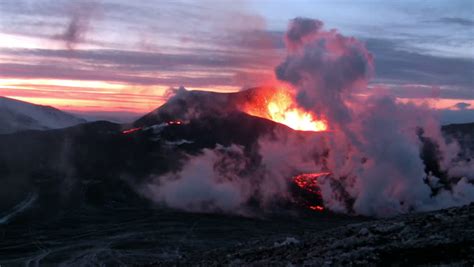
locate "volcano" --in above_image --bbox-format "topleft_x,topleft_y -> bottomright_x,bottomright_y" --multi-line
134,86 -> 327,132
1,86 -> 472,221
0,87 -> 329,223
0,87 -> 473,265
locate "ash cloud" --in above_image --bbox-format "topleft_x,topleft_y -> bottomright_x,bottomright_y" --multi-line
439,17 -> 474,26
276,18 -> 474,216
61,14 -> 88,50
143,146 -> 251,214
58,1 -> 99,50
142,131 -> 326,215
453,102 -> 471,110
142,144 -> 291,215
276,18 -> 373,124
141,18 -> 474,217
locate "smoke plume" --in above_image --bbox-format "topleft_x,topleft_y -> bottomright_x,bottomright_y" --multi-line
142,18 -> 474,217
142,144 -> 290,215
59,1 -> 99,50
275,18 -> 474,216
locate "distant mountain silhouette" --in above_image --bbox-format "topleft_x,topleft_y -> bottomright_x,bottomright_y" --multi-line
0,96 -> 86,134
0,88 -> 472,224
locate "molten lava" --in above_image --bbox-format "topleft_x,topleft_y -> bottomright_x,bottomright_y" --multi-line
293,172 -> 330,211
309,205 -> 324,211
242,87 -> 327,131
167,120 -> 182,125
293,172 -> 330,194
122,127 -> 142,135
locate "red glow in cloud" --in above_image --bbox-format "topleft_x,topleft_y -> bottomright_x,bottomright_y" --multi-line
130,17 -> 474,217
273,18 -> 474,216
241,86 -> 328,131
277,18 -> 374,125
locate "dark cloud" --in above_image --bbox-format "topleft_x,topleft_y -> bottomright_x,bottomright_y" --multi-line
3,48 -> 251,69
1,1 -> 472,103
365,38 -> 474,88
0,35 -> 472,100
276,18 -> 373,122
454,102 -> 471,110
0,45 -> 282,90
441,109 -> 474,124
1,0 -> 275,52
223,30 -> 285,51
438,17 -> 474,26
0,62 -> 233,87
1,35 -> 473,100
60,10 -> 92,50
285,18 -> 323,49
271,18 -> 474,216
385,85 -> 474,100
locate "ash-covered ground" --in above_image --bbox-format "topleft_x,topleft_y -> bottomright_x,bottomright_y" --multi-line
0,86 -> 473,265
0,207 -> 367,265
179,203 -> 474,266
1,200 -> 473,265
0,84 -> 472,266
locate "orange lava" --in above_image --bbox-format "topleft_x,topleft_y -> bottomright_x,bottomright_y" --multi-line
293,172 -> 331,194
293,172 -> 330,211
309,205 -> 324,211
122,127 -> 142,134
242,87 -> 327,132
167,120 -> 183,125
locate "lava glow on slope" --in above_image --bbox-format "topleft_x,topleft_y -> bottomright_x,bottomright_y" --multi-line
293,172 -> 331,194
242,87 -> 327,132
293,172 -> 331,211
122,127 -> 142,135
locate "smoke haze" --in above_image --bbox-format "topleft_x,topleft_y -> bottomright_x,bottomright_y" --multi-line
141,18 -> 474,217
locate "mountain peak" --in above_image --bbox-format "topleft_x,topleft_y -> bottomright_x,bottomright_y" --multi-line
0,96 -> 86,134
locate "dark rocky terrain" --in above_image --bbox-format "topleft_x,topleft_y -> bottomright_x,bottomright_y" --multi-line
0,88 -> 472,265
0,96 -> 86,134
181,203 -> 474,266
0,88 -> 310,219
0,207 -> 366,265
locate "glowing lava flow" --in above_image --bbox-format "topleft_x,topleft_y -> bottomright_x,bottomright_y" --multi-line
242,87 -> 327,132
122,127 -> 142,135
293,172 -> 331,211
167,120 -> 183,125
293,172 -> 331,194
309,205 -> 324,211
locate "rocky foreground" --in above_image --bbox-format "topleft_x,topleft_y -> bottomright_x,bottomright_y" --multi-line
168,204 -> 474,266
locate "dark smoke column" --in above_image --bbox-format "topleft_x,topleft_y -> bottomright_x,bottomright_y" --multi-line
276,17 -> 374,125
274,18 -> 474,216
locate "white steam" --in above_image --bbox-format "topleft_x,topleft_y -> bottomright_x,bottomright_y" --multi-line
142,133 -> 324,215
275,18 -> 474,216
142,18 -> 474,217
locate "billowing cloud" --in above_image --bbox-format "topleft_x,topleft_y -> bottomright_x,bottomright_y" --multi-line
274,18 -> 474,216
139,18 -> 474,217
453,102 -> 471,110
439,17 -> 474,26
0,1 -> 472,123
276,17 -> 374,123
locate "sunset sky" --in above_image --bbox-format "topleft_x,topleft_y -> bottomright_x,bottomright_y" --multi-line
1,0 -> 473,122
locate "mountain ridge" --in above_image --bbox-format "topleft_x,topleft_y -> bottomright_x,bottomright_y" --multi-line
0,96 -> 86,134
